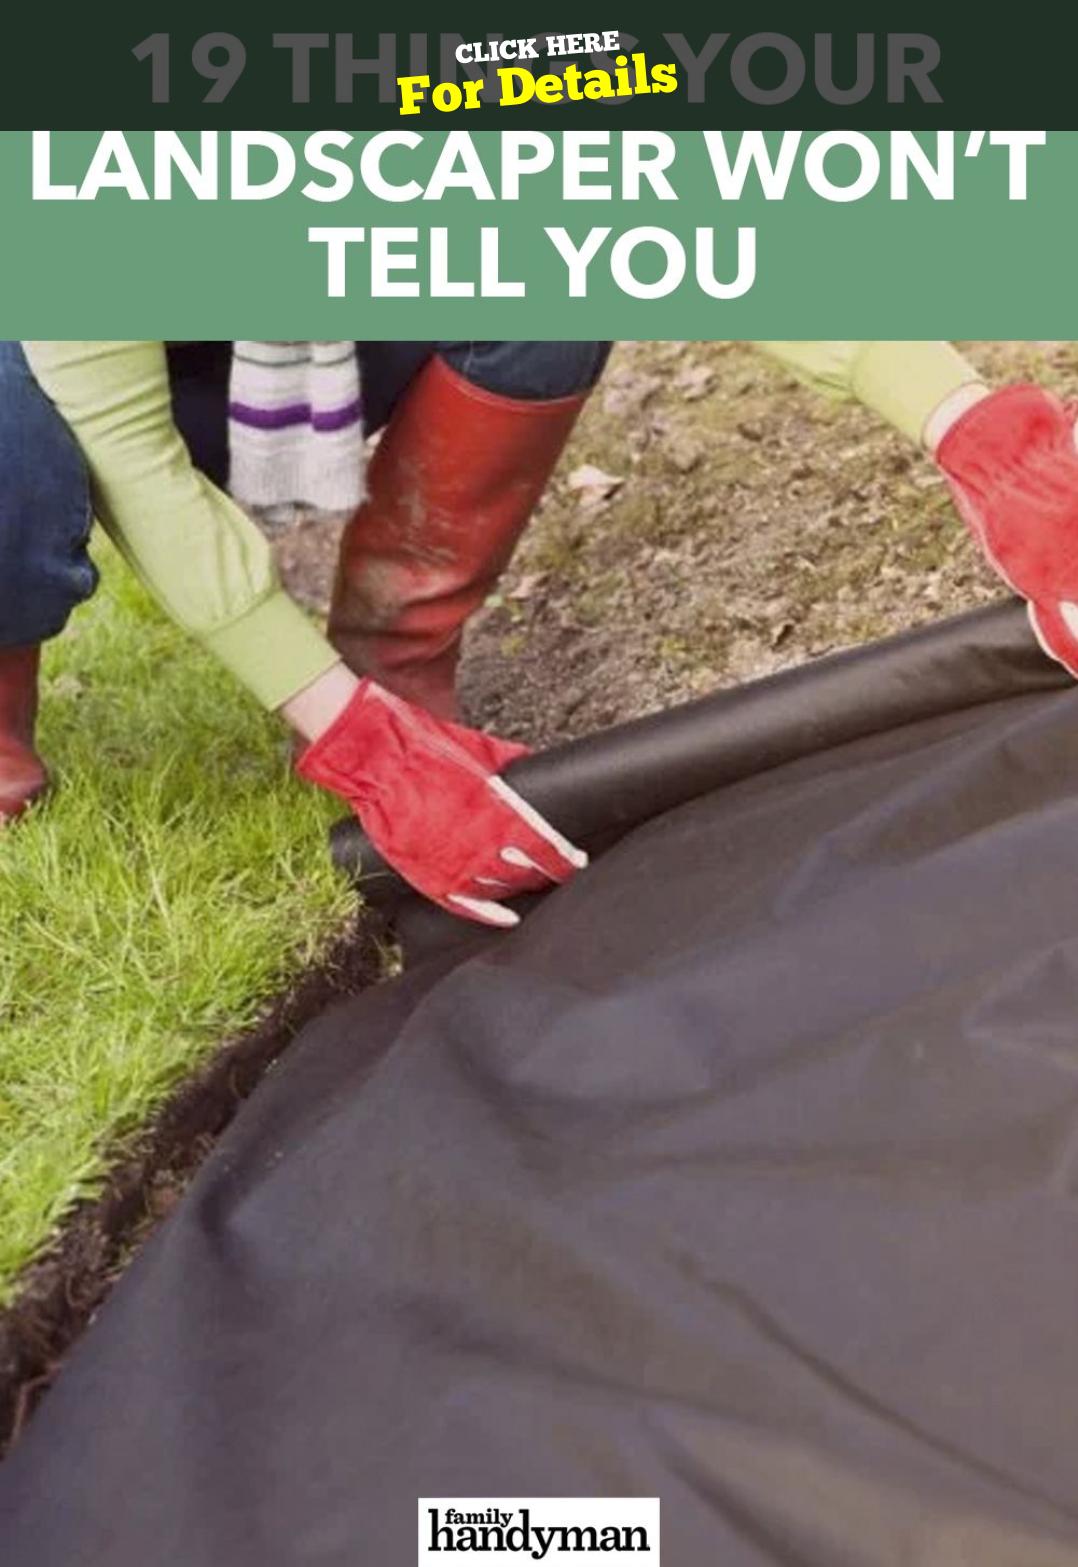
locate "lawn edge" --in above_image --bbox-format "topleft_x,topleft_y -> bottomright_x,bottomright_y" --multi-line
0,919 -> 386,1456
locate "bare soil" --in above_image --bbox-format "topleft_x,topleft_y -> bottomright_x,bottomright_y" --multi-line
274,341 -> 1078,747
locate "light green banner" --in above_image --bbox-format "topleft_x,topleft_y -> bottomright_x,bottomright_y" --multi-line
1,129 -> 1072,335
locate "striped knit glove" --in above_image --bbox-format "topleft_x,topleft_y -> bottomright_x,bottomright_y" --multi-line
296,681 -> 587,926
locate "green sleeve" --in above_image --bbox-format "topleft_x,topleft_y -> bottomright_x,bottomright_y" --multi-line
21,340 -> 338,711
753,341 -> 984,444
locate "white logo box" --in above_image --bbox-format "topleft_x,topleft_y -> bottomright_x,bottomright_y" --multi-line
418,1497 -> 660,1562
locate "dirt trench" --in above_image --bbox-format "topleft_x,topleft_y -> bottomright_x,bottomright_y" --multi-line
0,927 -> 385,1455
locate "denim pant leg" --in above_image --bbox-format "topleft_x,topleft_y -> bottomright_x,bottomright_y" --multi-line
0,341 -> 97,648
356,341 -> 612,434
438,340 -> 613,400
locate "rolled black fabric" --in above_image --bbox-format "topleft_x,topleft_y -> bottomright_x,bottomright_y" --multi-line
7,598 -> 1078,1563
331,597 -> 1068,914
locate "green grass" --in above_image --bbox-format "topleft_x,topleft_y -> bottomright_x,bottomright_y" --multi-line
0,541 -> 356,1303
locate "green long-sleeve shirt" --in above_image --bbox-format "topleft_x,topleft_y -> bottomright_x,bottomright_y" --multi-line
22,340 -> 338,711
23,339 -> 980,711
753,339 -> 981,442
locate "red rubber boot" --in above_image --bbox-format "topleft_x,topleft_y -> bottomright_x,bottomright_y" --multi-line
328,356 -> 588,722
0,646 -> 48,822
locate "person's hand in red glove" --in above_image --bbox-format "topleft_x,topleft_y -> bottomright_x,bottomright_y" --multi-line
293,676 -> 587,927
932,382 -> 1078,675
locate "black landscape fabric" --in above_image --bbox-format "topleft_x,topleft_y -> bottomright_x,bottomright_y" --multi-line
7,602 -> 1078,1563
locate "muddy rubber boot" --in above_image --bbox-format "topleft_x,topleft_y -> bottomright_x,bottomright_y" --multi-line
328,356 -> 589,722
0,646 -> 48,822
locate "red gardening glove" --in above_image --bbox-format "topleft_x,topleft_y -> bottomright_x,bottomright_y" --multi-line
936,383 -> 1078,675
296,680 -> 587,926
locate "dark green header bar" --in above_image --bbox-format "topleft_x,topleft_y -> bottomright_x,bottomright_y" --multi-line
0,6 -> 1063,129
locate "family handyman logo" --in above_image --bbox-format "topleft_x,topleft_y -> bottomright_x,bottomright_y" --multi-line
418,1498 -> 660,1562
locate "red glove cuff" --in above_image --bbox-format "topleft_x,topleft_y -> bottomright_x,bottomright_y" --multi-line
936,383 -> 1074,491
935,382 -> 1078,679
296,680 -> 528,807
294,680 -> 583,925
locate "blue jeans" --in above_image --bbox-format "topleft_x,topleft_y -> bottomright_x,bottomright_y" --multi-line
0,340 -> 612,648
0,340 -> 97,647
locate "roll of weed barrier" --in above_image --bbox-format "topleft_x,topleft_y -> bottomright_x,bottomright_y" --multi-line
10,596 -> 1078,1563
331,597 -> 1068,918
